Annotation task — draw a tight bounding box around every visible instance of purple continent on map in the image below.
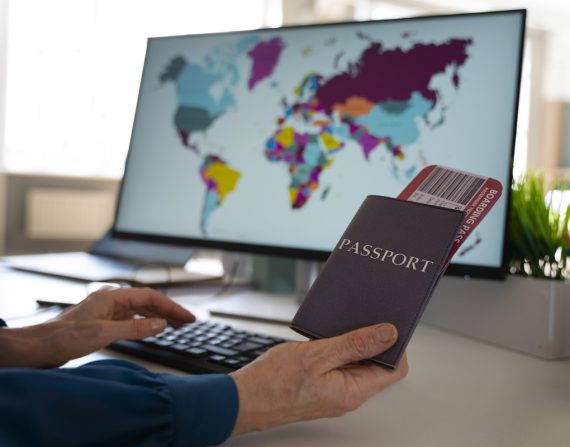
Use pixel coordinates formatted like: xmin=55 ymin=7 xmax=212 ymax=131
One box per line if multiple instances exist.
xmin=315 ymin=39 xmax=472 ymax=110
xmin=247 ymin=37 xmax=285 ymax=91
xmin=264 ymin=38 xmax=473 ymax=209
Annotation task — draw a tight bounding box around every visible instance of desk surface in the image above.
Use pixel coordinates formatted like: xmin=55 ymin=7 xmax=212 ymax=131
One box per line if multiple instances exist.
xmin=2 ymin=264 xmax=569 ymax=447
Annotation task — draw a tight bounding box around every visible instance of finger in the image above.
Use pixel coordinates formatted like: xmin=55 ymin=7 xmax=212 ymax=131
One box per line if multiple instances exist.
xmin=98 ymin=317 xmax=168 ymax=344
xmin=127 ymin=309 xmax=190 ymax=328
xmin=338 ymin=353 xmax=409 ymax=398
xmin=311 ymin=323 xmax=398 ymax=370
xmin=108 ymin=288 xmax=195 ymax=323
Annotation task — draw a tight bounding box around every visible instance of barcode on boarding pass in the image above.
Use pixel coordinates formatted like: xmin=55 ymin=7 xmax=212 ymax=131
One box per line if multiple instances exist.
xmin=409 ymin=167 xmax=486 ymax=210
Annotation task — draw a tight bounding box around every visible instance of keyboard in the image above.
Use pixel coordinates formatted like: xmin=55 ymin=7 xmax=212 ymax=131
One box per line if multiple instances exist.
xmin=110 ymin=320 xmax=287 ymax=374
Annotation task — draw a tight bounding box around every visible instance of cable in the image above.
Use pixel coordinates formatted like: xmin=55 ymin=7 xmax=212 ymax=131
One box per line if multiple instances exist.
xmin=211 ymin=258 xmax=241 ymax=298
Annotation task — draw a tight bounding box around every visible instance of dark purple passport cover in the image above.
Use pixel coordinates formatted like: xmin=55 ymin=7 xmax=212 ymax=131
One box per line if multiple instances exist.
xmin=290 ymin=196 xmax=464 ymax=369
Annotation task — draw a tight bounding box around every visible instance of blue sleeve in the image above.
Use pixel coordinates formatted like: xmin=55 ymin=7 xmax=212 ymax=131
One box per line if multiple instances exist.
xmin=0 ymin=359 xmax=239 ymax=447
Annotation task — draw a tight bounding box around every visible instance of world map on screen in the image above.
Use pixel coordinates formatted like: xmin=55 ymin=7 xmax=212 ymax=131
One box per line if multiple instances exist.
xmin=159 ymin=32 xmax=473 ymax=234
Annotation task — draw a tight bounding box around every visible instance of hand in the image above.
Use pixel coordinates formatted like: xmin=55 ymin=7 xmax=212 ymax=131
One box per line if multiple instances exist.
xmin=230 ymin=323 xmax=408 ymax=435
xmin=0 ymin=287 xmax=195 ymax=368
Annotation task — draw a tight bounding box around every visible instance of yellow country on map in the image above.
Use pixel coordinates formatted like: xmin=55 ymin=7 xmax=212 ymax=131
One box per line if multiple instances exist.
xmin=205 ymin=162 xmax=241 ymax=202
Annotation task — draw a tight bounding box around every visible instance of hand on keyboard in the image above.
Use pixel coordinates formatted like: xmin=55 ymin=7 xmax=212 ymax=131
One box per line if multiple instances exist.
xmin=2 ymin=287 xmax=195 ymax=369
xmin=230 ymin=323 xmax=408 ymax=435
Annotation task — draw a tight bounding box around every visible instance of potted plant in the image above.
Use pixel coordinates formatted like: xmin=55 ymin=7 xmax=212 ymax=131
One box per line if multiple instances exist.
xmin=509 ymin=172 xmax=569 ymax=279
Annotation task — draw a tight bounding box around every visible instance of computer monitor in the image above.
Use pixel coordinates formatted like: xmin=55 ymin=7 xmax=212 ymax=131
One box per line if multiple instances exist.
xmin=113 ymin=10 xmax=526 ymax=279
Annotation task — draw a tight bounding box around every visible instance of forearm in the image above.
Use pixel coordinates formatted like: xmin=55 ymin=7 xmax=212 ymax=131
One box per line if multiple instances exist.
xmin=0 ymin=324 xmax=60 ymax=368
xmin=0 ymin=360 xmax=239 ymax=447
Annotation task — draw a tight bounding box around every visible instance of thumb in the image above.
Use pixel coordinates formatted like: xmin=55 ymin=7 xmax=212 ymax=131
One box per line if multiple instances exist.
xmin=100 ymin=318 xmax=167 ymax=343
xmin=321 ymin=323 xmax=398 ymax=369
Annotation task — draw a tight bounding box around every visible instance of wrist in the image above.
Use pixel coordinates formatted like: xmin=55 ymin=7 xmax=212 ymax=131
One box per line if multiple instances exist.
xmin=230 ymin=369 xmax=293 ymax=436
xmin=230 ymin=371 xmax=261 ymax=436
xmin=230 ymin=371 xmax=274 ymax=436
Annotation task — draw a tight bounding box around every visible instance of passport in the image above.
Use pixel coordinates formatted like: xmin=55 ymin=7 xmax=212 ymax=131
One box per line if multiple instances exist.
xmin=290 ymin=195 xmax=465 ymax=370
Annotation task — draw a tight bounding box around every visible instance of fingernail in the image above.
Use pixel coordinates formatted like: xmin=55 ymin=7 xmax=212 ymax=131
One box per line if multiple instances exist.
xmin=151 ymin=320 xmax=166 ymax=330
xmin=378 ymin=324 xmax=397 ymax=342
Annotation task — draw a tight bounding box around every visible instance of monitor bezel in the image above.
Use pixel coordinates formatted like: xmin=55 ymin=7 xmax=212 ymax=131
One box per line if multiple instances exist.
xmin=112 ymin=9 xmax=527 ymax=281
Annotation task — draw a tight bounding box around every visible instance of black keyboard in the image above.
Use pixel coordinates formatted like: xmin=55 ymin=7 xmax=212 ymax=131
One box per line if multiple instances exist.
xmin=110 ymin=320 xmax=287 ymax=374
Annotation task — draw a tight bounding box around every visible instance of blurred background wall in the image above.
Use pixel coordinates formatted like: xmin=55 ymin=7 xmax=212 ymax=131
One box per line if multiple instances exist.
xmin=0 ymin=0 xmax=568 ymax=254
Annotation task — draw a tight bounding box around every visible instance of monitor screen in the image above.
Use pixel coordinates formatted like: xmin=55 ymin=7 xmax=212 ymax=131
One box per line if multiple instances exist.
xmin=114 ymin=10 xmax=525 ymax=278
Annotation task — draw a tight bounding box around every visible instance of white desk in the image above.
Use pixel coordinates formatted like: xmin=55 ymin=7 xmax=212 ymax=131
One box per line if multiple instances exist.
xmin=2 ymin=265 xmax=570 ymax=447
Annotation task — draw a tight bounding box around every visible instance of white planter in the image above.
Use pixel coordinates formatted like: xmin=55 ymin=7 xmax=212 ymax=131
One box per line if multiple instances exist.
xmin=422 ymin=275 xmax=570 ymax=360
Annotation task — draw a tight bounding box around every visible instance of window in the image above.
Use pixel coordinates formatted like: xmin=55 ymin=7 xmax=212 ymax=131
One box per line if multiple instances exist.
xmin=4 ymin=0 xmax=280 ymax=178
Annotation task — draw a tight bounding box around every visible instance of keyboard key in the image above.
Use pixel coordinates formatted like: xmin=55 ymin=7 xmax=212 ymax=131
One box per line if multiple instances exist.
xmin=180 ymin=333 xmax=197 ymax=340
xmin=220 ymin=342 xmax=236 ymax=348
xmin=171 ymin=343 xmax=188 ymax=351
xmin=248 ymin=336 xmax=274 ymax=346
xmin=155 ymin=340 xmax=174 ymax=347
xmin=233 ymin=341 xmax=263 ymax=352
xmin=186 ymin=348 xmax=207 ymax=357
xmin=223 ymin=358 xmax=241 ymax=367
xmin=141 ymin=336 xmax=159 ymax=343
xmin=202 ymin=344 xmax=239 ymax=357
xmin=208 ymin=355 xmax=226 ymax=364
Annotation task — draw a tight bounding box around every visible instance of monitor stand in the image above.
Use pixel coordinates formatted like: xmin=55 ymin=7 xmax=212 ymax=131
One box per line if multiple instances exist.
xmin=294 ymin=260 xmax=322 ymax=303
